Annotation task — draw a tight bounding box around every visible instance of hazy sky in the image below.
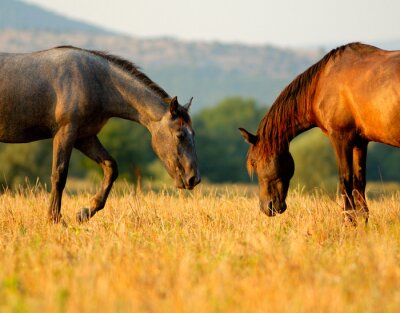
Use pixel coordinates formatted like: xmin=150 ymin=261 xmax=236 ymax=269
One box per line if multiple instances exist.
xmin=23 ymin=0 xmax=400 ymax=47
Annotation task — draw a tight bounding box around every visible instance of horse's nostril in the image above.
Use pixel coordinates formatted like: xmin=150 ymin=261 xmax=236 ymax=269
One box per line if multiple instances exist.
xmin=188 ymin=176 xmax=196 ymax=187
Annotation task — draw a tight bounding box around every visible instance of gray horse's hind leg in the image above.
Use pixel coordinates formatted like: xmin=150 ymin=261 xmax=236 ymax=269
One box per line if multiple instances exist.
xmin=48 ymin=127 xmax=76 ymax=223
xmin=74 ymin=136 xmax=118 ymax=222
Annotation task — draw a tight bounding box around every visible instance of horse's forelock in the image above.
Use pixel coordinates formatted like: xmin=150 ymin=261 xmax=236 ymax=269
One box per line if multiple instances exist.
xmin=176 ymin=105 xmax=192 ymax=126
xmin=246 ymin=157 xmax=254 ymax=178
xmin=164 ymin=97 xmax=192 ymax=126
xmin=246 ymin=146 xmax=257 ymax=178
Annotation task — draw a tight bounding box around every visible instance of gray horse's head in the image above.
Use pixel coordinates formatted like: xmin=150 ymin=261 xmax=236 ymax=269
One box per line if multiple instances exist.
xmin=151 ymin=97 xmax=201 ymax=189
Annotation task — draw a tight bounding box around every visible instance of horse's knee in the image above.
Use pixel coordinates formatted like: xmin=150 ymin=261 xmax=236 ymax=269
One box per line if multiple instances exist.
xmin=102 ymin=158 xmax=118 ymax=181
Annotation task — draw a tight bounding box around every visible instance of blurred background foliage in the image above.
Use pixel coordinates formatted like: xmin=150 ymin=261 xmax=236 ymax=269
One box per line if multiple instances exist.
xmin=193 ymin=97 xmax=264 ymax=182
xmin=1 ymin=0 xmax=400 ymax=192
xmin=0 ymin=96 xmax=399 ymax=190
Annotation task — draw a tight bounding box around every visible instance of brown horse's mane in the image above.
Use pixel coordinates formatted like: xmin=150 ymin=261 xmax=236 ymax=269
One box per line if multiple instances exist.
xmin=250 ymin=42 xmax=373 ymax=166
xmin=55 ymin=45 xmax=171 ymax=100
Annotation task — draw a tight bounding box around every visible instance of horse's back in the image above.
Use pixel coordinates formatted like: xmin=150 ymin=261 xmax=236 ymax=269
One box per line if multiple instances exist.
xmin=0 ymin=48 xmax=112 ymax=142
xmin=314 ymin=45 xmax=400 ymax=146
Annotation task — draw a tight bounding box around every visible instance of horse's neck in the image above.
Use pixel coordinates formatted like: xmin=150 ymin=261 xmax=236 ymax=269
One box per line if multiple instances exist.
xmin=270 ymin=103 xmax=316 ymax=152
xmin=289 ymin=118 xmax=315 ymax=142
xmin=110 ymin=71 xmax=167 ymax=128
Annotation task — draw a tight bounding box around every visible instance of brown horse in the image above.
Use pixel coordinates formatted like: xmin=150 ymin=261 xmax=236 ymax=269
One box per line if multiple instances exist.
xmin=0 ymin=46 xmax=201 ymax=223
xmin=240 ymin=42 xmax=400 ymax=223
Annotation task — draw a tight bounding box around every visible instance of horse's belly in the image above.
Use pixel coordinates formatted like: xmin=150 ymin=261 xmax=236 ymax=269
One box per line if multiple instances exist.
xmin=357 ymin=105 xmax=400 ymax=147
xmin=362 ymin=126 xmax=400 ymax=147
xmin=0 ymin=124 xmax=52 ymax=143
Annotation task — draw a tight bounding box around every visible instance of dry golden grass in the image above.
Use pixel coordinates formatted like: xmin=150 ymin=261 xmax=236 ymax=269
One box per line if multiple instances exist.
xmin=1 ymin=182 xmax=400 ymax=313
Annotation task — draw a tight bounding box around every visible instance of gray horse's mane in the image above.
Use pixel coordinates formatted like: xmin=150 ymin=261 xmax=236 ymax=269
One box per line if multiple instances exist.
xmin=56 ymin=45 xmax=170 ymax=100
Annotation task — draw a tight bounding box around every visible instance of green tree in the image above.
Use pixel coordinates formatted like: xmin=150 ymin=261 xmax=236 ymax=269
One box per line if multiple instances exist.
xmin=366 ymin=143 xmax=400 ymax=181
xmin=193 ymin=97 xmax=265 ymax=182
xmin=0 ymin=140 xmax=52 ymax=188
xmin=290 ymin=129 xmax=338 ymax=191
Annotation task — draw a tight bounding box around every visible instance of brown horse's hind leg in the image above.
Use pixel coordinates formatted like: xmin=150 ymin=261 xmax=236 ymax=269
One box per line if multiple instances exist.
xmin=74 ymin=136 xmax=118 ymax=223
xmin=330 ymin=133 xmax=357 ymax=224
xmin=352 ymin=140 xmax=369 ymax=223
xmin=48 ymin=127 xmax=76 ymax=223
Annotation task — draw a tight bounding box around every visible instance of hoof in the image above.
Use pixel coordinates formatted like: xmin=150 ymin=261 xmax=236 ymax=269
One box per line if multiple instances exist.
xmin=343 ymin=210 xmax=360 ymax=227
xmin=343 ymin=210 xmax=358 ymax=227
xmin=60 ymin=218 xmax=68 ymax=228
xmin=76 ymin=208 xmax=92 ymax=223
xmin=359 ymin=208 xmax=369 ymax=225
xmin=49 ymin=214 xmax=63 ymax=224
xmin=48 ymin=217 xmax=68 ymax=227
xmin=343 ymin=209 xmax=369 ymax=227
xmin=343 ymin=216 xmax=357 ymax=227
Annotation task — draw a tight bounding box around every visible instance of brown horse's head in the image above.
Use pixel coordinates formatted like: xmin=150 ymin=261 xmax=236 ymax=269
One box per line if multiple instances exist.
xmin=239 ymin=128 xmax=294 ymax=216
xmin=151 ymin=97 xmax=201 ymax=190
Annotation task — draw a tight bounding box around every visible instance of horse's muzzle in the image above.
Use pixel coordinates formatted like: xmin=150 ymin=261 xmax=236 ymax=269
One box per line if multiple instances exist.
xmin=260 ymin=200 xmax=287 ymax=216
xmin=185 ymin=174 xmax=201 ymax=190
xmin=176 ymin=173 xmax=201 ymax=190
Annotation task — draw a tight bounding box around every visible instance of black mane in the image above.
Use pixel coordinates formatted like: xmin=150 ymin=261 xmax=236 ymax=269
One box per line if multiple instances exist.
xmin=255 ymin=42 xmax=371 ymax=157
xmin=56 ymin=45 xmax=170 ymax=100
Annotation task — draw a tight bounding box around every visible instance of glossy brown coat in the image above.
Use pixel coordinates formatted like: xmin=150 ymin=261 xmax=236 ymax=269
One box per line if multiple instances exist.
xmin=240 ymin=43 xmax=400 ymax=223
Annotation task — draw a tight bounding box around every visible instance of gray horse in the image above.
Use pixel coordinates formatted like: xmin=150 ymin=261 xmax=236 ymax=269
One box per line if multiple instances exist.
xmin=0 ymin=46 xmax=201 ymax=223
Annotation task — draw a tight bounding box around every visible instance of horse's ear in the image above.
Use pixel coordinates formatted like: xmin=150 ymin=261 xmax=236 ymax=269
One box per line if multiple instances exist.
xmin=169 ymin=96 xmax=178 ymax=117
xmin=184 ymin=97 xmax=193 ymax=111
xmin=239 ymin=128 xmax=257 ymax=145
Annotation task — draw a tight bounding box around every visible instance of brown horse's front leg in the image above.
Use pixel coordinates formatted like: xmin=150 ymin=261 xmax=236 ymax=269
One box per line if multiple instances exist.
xmin=352 ymin=140 xmax=369 ymax=224
xmin=48 ymin=127 xmax=76 ymax=223
xmin=330 ymin=134 xmax=357 ymax=224
xmin=74 ymin=136 xmax=118 ymax=222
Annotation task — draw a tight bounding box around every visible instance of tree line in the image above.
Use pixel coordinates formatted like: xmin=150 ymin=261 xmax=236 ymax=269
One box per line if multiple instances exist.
xmin=0 ymin=97 xmax=399 ymax=189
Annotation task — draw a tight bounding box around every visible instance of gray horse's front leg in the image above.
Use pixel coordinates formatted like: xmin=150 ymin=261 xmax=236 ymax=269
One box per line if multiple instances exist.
xmin=48 ymin=127 xmax=76 ymax=223
xmin=74 ymin=136 xmax=118 ymax=222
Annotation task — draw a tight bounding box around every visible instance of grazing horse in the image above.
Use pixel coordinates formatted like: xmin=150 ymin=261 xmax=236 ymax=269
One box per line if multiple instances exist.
xmin=240 ymin=42 xmax=400 ymax=223
xmin=0 ymin=46 xmax=201 ymax=223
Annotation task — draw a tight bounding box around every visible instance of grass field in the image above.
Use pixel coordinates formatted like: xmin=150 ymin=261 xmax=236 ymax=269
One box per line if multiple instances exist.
xmin=1 ymin=182 xmax=400 ymax=313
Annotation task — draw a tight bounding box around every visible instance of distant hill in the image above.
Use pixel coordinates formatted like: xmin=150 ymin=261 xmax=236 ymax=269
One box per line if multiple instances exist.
xmin=0 ymin=29 xmax=323 ymax=109
xmin=0 ymin=0 xmax=110 ymax=33
xmin=1 ymin=0 xmax=399 ymax=111
xmin=0 ymin=0 xmax=323 ymax=110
